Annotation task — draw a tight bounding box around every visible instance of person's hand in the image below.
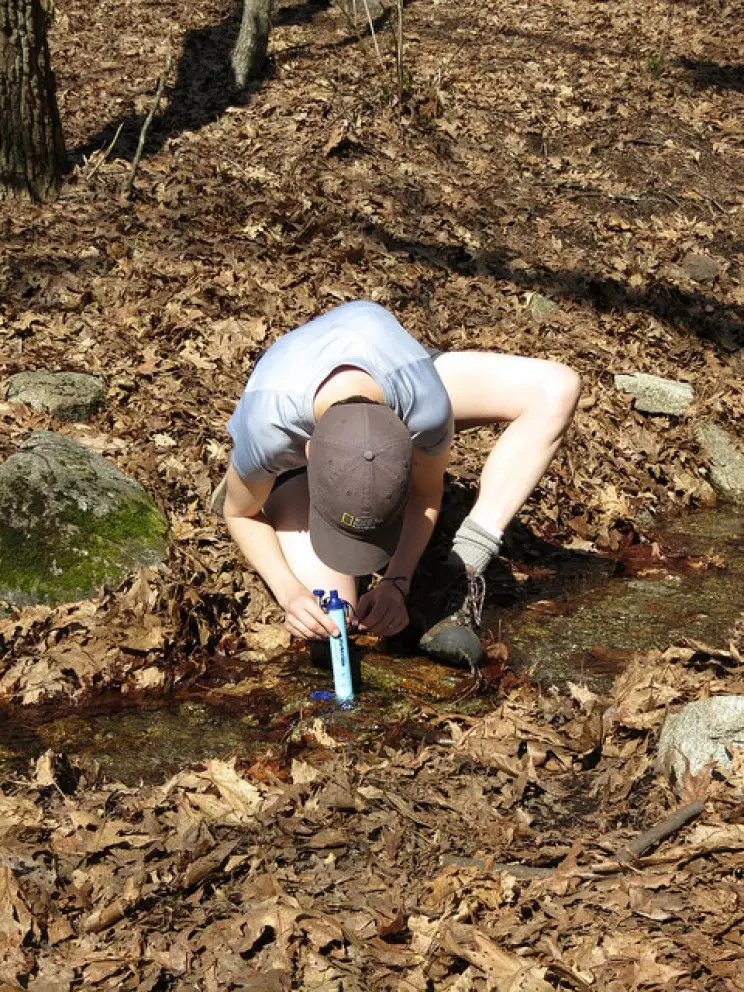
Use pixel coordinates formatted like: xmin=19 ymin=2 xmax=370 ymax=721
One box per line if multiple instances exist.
xmin=356 ymin=580 xmax=409 ymax=638
xmin=281 ymin=585 xmax=340 ymax=641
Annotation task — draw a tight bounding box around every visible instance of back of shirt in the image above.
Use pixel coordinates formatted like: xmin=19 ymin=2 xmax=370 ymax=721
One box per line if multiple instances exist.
xmin=227 ymin=300 xmax=452 ymax=483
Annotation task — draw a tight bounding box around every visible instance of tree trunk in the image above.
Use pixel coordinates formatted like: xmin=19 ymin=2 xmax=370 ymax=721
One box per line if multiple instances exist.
xmin=232 ymin=0 xmax=272 ymax=89
xmin=0 ymin=0 xmax=65 ymax=201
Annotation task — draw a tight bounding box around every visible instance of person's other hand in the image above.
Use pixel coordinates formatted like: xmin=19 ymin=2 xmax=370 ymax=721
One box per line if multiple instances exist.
xmin=281 ymin=586 xmax=340 ymax=641
xmin=356 ymin=582 xmax=409 ymax=638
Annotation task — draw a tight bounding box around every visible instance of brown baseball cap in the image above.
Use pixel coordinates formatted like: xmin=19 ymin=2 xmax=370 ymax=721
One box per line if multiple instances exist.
xmin=308 ymin=402 xmax=412 ymax=575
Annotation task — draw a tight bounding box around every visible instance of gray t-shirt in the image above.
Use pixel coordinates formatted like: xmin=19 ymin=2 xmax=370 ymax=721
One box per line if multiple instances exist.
xmin=227 ymin=300 xmax=453 ymax=483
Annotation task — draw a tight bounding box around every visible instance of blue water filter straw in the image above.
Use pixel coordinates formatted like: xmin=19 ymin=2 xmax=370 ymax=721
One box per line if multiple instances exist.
xmin=313 ymin=589 xmax=354 ymax=703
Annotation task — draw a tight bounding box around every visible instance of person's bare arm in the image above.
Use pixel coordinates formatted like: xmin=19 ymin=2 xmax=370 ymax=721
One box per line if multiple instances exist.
xmin=356 ymin=444 xmax=450 ymax=634
xmin=223 ymin=466 xmax=338 ymax=640
xmin=386 ymin=444 xmax=449 ymax=588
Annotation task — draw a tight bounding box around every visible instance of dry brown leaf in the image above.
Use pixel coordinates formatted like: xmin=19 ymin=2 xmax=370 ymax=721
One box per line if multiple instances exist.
xmin=0 ymin=868 xmax=34 ymax=945
xmin=442 ymin=923 xmax=552 ymax=992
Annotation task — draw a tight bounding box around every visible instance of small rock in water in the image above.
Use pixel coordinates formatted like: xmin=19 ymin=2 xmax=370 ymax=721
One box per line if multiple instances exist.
xmin=680 ymin=252 xmax=720 ymax=284
xmin=6 ymin=371 xmax=107 ymax=422
xmin=695 ymin=422 xmax=744 ymax=504
xmin=614 ymin=371 xmax=694 ymax=416
xmin=658 ymin=696 xmax=744 ymax=785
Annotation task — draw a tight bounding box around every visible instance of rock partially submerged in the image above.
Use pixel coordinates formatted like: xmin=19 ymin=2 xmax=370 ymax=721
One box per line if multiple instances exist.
xmin=6 ymin=371 xmax=107 ymax=422
xmin=0 ymin=431 xmax=168 ymax=605
xmin=695 ymin=423 xmax=744 ymax=504
xmin=658 ymin=696 xmax=744 ymax=785
xmin=614 ymin=372 xmax=694 ymax=415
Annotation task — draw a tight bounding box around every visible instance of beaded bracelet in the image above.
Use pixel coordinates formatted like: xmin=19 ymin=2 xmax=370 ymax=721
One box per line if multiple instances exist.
xmin=379 ymin=575 xmax=409 ymax=596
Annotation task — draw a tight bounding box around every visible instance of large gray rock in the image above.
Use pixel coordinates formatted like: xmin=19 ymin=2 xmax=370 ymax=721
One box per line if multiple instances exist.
xmin=658 ymin=696 xmax=744 ymax=784
xmin=6 ymin=371 xmax=106 ymax=422
xmin=695 ymin=423 xmax=744 ymax=504
xmin=0 ymin=431 xmax=168 ymax=605
xmin=614 ymin=372 xmax=694 ymax=415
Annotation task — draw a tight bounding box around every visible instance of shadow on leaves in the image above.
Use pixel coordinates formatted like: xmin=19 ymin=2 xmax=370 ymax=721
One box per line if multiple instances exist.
xmin=674 ymin=57 xmax=744 ymax=93
xmin=70 ymin=0 xmax=336 ymax=167
xmin=364 ymin=223 xmax=743 ymax=351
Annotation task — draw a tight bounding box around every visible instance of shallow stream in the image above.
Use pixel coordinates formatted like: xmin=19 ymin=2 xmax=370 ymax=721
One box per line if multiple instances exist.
xmin=1 ymin=508 xmax=741 ymax=785
xmin=495 ymin=508 xmax=743 ymax=686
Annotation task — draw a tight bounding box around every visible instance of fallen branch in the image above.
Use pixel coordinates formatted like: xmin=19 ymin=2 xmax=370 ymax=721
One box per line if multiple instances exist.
xmin=125 ymin=54 xmax=172 ymax=198
xmin=87 ymin=121 xmax=124 ymax=181
xmin=441 ymin=802 xmax=707 ymax=880
xmin=441 ymin=855 xmax=566 ymax=878
xmin=619 ymin=799 xmax=706 ymax=861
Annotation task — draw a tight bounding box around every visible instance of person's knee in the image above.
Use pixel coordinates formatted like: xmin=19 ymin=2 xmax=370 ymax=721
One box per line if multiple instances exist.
xmin=542 ymin=364 xmax=581 ymax=430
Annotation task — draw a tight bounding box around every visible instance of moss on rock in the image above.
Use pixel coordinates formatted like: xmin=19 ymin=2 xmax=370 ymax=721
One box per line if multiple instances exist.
xmin=0 ymin=431 xmax=169 ymax=605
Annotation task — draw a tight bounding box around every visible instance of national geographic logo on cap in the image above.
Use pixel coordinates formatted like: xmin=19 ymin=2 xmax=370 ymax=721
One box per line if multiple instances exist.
xmin=340 ymin=512 xmax=378 ymax=533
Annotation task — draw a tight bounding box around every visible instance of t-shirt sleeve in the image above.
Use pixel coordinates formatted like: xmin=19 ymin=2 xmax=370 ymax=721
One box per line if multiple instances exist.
xmin=396 ymin=359 xmax=454 ymax=455
xmin=412 ymin=406 xmax=454 ymax=455
xmin=226 ymin=392 xmax=299 ymax=484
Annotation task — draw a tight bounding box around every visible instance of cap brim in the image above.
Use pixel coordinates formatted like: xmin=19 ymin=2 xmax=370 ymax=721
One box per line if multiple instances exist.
xmin=309 ymin=502 xmax=403 ymax=576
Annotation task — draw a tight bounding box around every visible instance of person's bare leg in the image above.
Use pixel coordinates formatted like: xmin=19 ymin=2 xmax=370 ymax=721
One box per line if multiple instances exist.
xmin=419 ymin=352 xmax=580 ymax=660
xmin=434 ymin=352 xmax=580 ymax=537
xmin=263 ymin=474 xmax=357 ymax=626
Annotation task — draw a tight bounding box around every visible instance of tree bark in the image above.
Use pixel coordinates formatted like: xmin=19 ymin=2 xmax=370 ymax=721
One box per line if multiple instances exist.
xmin=231 ymin=0 xmax=272 ymax=89
xmin=0 ymin=0 xmax=66 ymax=201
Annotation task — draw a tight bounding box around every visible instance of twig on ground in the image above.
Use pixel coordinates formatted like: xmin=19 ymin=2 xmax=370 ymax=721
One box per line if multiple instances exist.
xmin=441 ymin=801 xmax=707 ymax=878
xmin=619 ymin=798 xmax=706 ymax=860
xmin=454 ymin=666 xmax=486 ymax=701
xmin=125 ymin=55 xmax=172 ymax=198
xmin=441 ymin=855 xmax=555 ymax=878
xmin=87 ymin=122 xmax=124 ymax=181
xmin=695 ymin=191 xmax=728 ymax=215
xmin=653 ymin=189 xmax=682 ymax=208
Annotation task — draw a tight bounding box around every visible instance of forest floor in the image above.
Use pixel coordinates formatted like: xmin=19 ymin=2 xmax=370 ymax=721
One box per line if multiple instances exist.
xmin=0 ymin=0 xmax=743 ymax=988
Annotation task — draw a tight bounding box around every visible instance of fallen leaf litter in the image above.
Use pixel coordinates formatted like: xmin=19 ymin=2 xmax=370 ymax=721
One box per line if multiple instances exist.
xmin=0 ymin=641 xmax=741 ymax=989
xmin=1 ymin=0 xmax=743 ymax=986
